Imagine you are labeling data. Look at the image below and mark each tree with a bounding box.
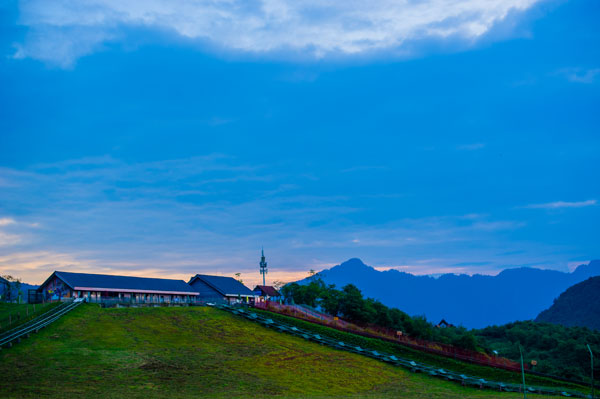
[280,282,298,302]
[320,284,342,316]
[234,273,243,284]
[339,284,374,324]
[406,315,433,340]
[1,275,21,303]
[370,299,393,328]
[272,280,286,290]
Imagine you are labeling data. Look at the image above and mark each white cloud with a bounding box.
[558,68,600,84]
[16,0,541,66]
[0,218,17,226]
[0,231,22,247]
[524,199,597,209]
[457,143,486,151]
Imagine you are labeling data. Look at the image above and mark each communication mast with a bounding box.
[259,248,268,286]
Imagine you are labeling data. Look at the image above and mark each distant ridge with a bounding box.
[536,276,600,331]
[296,259,600,328]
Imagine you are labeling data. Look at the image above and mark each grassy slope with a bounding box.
[252,308,591,393]
[0,302,59,333]
[0,304,554,399]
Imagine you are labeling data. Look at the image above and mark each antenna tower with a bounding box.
[259,248,268,286]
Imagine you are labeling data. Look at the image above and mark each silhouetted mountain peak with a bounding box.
[536,276,600,330]
[572,259,600,278]
[298,258,600,328]
[337,258,371,270]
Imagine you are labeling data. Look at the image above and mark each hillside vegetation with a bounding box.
[536,276,600,331]
[0,304,555,398]
[476,321,600,380]
[284,275,600,383]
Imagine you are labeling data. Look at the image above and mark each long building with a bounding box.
[37,271,199,304]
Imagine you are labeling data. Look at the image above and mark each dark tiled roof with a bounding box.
[253,285,281,297]
[189,275,254,296]
[45,271,198,294]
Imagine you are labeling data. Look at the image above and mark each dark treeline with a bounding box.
[475,321,600,381]
[281,276,480,351]
[282,276,600,382]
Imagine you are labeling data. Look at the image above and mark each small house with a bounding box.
[436,319,455,328]
[253,285,282,302]
[188,274,256,304]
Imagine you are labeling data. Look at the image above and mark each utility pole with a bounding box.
[519,345,527,399]
[588,344,595,399]
[259,248,268,286]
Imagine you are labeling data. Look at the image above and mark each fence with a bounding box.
[220,304,591,398]
[254,301,524,372]
[255,301,600,390]
[0,300,82,349]
[87,297,198,308]
[0,302,62,333]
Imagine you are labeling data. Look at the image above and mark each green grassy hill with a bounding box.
[0,302,59,333]
[0,304,566,398]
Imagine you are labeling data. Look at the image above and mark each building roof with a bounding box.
[253,285,281,297]
[188,274,255,297]
[39,271,199,295]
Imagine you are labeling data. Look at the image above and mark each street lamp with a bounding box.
[588,344,595,399]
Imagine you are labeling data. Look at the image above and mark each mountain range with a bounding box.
[536,276,600,331]
[298,258,600,328]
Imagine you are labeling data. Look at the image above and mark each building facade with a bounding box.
[188,274,256,304]
[37,271,199,304]
[253,285,282,302]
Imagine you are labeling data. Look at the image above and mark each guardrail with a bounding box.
[255,301,525,371]
[0,299,83,349]
[217,304,592,398]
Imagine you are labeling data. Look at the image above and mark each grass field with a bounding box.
[0,304,564,398]
[0,302,60,333]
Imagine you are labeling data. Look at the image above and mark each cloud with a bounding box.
[0,155,569,285]
[557,68,600,84]
[0,231,22,247]
[0,217,40,247]
[340,165,388,173]
[15,0,542,66]
[457,143,486,151]
[0,218,17,227]
[524,199,597,209]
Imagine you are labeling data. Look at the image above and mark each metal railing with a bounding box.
[0,299,82,349]
[89,297,198,307]
[255,301,529,371]
[218,304,592,398]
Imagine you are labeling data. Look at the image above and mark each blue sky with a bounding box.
[0,0,598,286]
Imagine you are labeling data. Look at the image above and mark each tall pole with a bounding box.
[519,345,527,399]
[260,248,267,286]
[588,344,595,399]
